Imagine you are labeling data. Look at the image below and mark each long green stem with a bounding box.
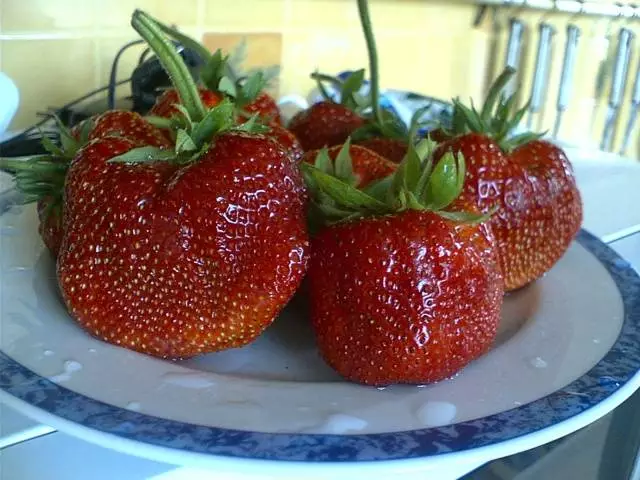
[357,0,383,126]
[131,10,206,122]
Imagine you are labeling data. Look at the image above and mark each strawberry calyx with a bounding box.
[113,11,268,166]
[0,117,92,206]
[301,137,489,228]
[444,67,544,152]
[147,13,272,117]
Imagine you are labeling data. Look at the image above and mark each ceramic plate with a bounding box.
[1,204,640,476]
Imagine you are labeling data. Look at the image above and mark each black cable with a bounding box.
[138,47,152,65]
[107,39,145,110]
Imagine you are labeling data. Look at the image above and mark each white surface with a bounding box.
[1,155,640,479]
[0,73,19,136]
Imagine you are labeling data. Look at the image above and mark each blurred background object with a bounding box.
[1,0,640,158]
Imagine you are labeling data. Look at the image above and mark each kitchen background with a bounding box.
[1,0,640,158]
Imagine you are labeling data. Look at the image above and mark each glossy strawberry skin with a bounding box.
[58,132,309,359]
[36,111,172,258]
[266,123,303,162]
[356,138,408,164]
[288,102,365,151]
[436,133,583,291]
[308,210,503,386]
[149,87,222,119]
[244,92,282,125]
[37,198,63,256]
[303,144,396,188]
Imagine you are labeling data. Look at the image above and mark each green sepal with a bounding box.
[423,152,465,210]
[436,209,492,225]
[301,163,387,212]
[190,99,235,145]
[175,130,198,154]
[218,76,237,98]
[234,114,271,135]
[333,137,354,184]
[41,135,64,157]
[107,147,176,164]
[314,148,335,176]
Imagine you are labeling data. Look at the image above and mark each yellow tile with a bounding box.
[203,0,286,30]
[203,32,283,95]
[288,0,358,30]
[368,0,471,32]
[95,0,199,29]
[1,0,95,32]
[279,30,366,96]
[3,39,97,130]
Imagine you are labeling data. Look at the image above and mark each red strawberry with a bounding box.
[147,17,282,126]
[267,123,303,162]
[1,111,169,257]
[303,142,396,188]
[244,91,282,125]
[356,137,407,163]
[288,101,365,151]
[53,10,309,359]
[149,87,222,119]
[302,139,503,385]
[434,68,582,291]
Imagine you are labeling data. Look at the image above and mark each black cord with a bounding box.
[138,47,152,65]
[107,39,145,110]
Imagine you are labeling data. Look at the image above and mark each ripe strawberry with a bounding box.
[356,137,407,163]
[147,17,281,125]
[149,87,222,119]
[288,101,365,151]
[54,10,309,359]
[434,68,582,291]
[0,111,171,257]
[268,123,304,162]
[303,140,396,188]
[302,138,503,385]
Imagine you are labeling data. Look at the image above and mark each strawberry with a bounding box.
[303,139,396,188]
[434,68,582,291]
[9,11,309,359]
[268,123,304,162]
[147,18,281,125]
[356,137,407,163]
[0,112,171,257]
[288,6,426,159]
[302,137,503,386]
[288,101,365,151]
[149,87,222,119]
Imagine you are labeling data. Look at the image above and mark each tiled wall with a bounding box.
[1,0,639,158]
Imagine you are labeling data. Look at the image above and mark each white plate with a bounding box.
[1,204,640,478]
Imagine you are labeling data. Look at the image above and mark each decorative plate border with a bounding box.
[1,230,639,462]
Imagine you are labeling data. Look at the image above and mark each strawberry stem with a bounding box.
[131,10,206,122]
[357,0,383,126]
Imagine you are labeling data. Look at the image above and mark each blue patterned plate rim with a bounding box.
[1,229,639,463]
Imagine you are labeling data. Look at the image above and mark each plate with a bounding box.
[1,204,640,477]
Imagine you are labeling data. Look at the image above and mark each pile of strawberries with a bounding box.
[0,2,582,387]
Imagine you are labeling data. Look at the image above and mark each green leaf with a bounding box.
[201,49,227,90]
[144,115,174,129]
[405,190,424,210]
[455,101,484,133]
[238,71,266,106]
[41,135,64,157]
[424,152,461,210]
[350,123,380,142]
[363,175,393,201]
[235,114,270,134]
[455,152,466,193]
[190,99,235,145]
[175,130,198,154]
[503,131,545,151]
[340,69,365,109]
[436,209,492,225]
[313,148,335,176]
[310,167,388,211]
[481,66,516,124]
[108,147,176,164]
[402,145,421,192]
[334,138,353,183]
[78,118,95,144]
[172,103,194,126]
[218,76,238,98]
